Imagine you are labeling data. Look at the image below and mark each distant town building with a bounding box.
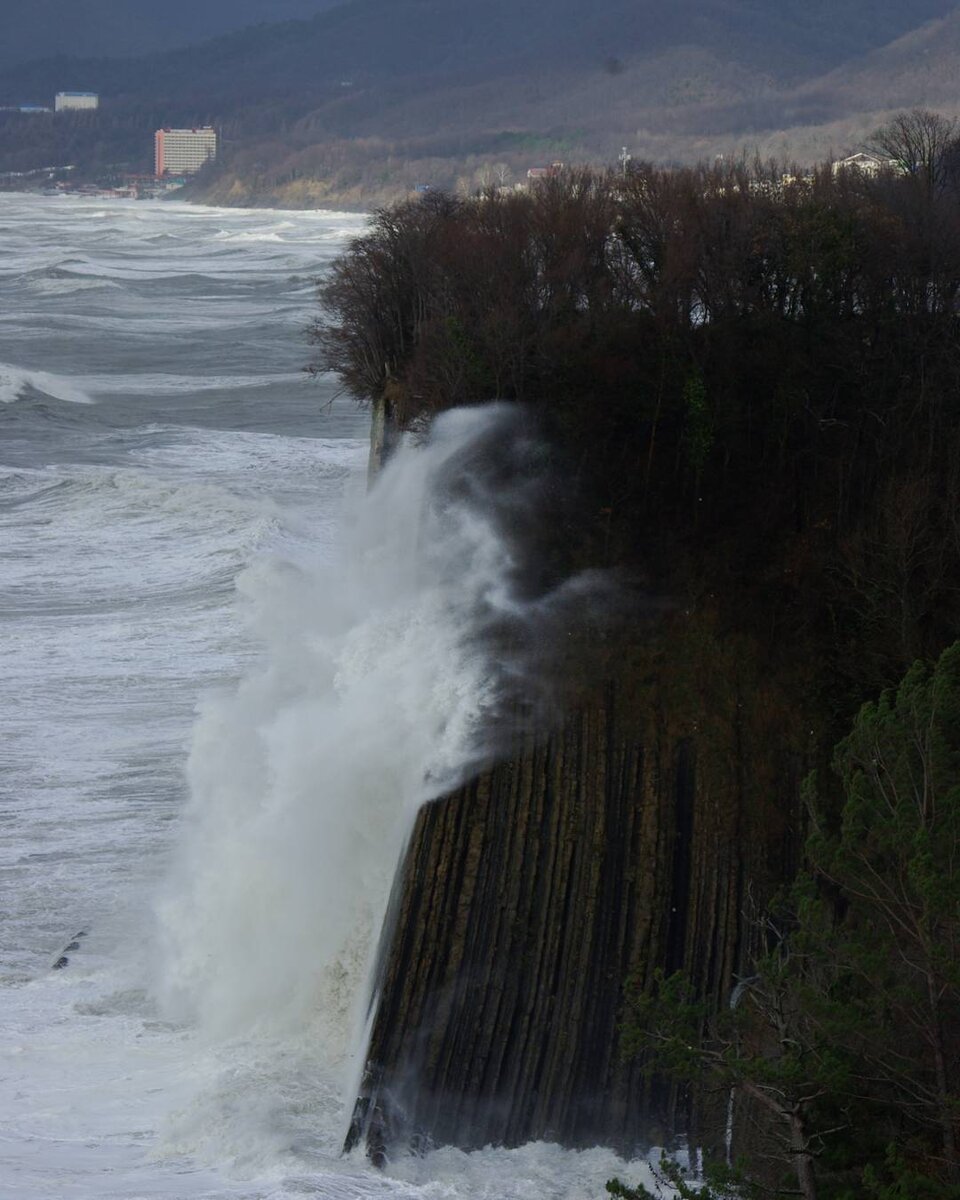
[832,152,902,176]
[526,161,565,182]
[55,92,98,112]
[154,127,218,177]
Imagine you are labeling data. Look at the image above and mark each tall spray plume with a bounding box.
[153,404,602,1117]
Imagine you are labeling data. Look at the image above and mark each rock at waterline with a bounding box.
[51,929,87,970]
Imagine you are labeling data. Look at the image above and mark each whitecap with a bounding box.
[0,361,94,404]
[29,274,121,296]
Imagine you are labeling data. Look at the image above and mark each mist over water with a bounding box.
[0,195,657,1200]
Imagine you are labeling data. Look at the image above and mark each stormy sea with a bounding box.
[0,194,656,1200]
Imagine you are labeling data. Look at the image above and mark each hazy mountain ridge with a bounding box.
[0,1,344,69]
[3,0,954,103]
[796,8,960,113]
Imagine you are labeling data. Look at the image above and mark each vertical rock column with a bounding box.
[347,669,800,1157]
[356,704,645,1150]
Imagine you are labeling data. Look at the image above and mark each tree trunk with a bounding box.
[789,1111,819,1200]
[926,968,960,1184]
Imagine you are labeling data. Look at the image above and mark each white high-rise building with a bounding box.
[55,92,98,112]
[154,127,218,177]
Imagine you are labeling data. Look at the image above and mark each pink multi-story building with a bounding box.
[154,127,217,177]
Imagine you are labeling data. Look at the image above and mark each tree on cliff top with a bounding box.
[312,150,960,709]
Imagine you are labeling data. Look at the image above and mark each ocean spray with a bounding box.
[154,404,555,1131]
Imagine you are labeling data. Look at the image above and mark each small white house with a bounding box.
[55,92,99,112]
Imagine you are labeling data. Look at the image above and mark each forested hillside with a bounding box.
[1,0,959,202]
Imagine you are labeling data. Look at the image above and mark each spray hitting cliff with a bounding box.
[344,394,807,1165]
[154,403,613,1114]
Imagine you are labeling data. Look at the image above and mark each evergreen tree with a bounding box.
[622,645,960,1198]
[807,643,960,1187]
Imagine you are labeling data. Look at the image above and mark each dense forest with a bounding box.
[314,114,960,709]
[313,114,960,1197]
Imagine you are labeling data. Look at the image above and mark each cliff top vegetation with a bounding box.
[313,122,960,722]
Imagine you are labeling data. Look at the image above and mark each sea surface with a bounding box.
[0,194,656,1200]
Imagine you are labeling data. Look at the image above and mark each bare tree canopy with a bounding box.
[864,107,960,191]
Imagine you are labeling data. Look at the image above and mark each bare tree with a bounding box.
[473,162,496,190]
[864,108,960,193]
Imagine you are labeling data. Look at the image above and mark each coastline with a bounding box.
[180,172,404,213]
[0,185,372,218]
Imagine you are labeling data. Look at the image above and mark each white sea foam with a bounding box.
[0,194,656,1200]
[0,360,95,403]
[74,370,305,396]
[387,1142,662,1199]
[29,273,122,296]
[214,230,290,244]
[154,410,519,1088]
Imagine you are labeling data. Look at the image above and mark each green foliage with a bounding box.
[805,642,960,1188]
[620,647,960,1198]
[859,1147,960,1200]
[621,967,706,1078]
[624,906,855,1107]
[814,643,960,947]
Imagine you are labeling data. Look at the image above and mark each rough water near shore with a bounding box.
[0,194,659,1199]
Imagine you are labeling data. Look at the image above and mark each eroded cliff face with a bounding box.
[347,619,809,1159]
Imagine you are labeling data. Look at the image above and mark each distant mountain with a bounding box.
[0,1,346,69]
[797,7,960,113]
[1,0,958,203]
[4,0,955,104]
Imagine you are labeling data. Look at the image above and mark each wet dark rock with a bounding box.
[52,930,87,970]
[348,634,806,1162]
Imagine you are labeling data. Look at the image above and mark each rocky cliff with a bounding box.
[347,619,808,1160]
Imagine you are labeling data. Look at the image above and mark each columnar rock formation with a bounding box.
[348,630,806,1159]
